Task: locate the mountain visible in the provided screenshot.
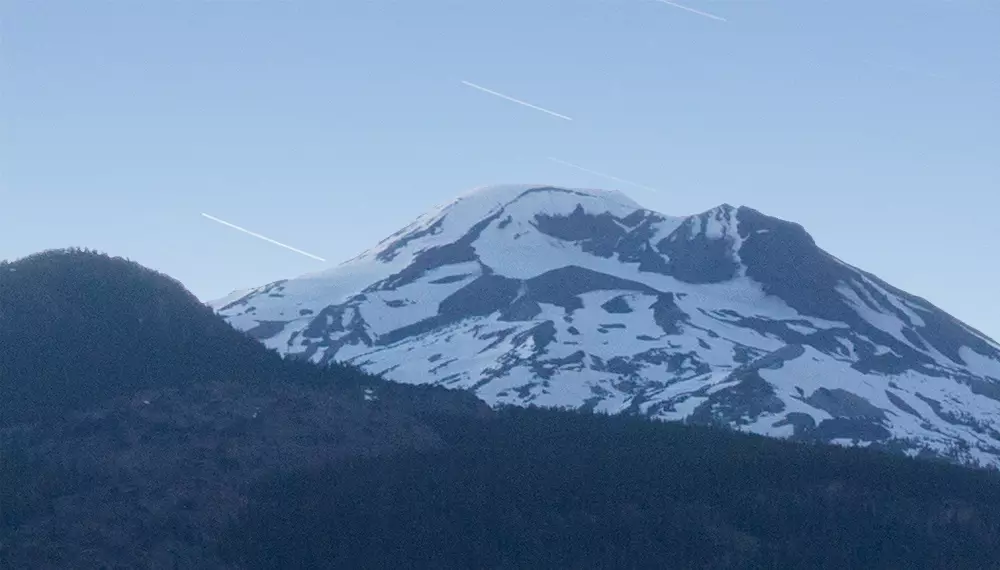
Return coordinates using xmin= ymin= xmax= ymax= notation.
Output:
xmin=214 ymin=184 xmax=1000 ymax=468
xmin=0 ymin=249 xmax=488 ymax=568
xmin=4 ymin=248 xmax=1000 ymax=569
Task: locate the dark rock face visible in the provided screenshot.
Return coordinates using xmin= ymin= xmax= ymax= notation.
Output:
xmin=298 ymin=304 xmax=373 ymax=364
xmin=500 ymin=295 xmax=543 ymax=321
xmin=807 ymin=418 xmax=893 ymax=442
xmin=526 ymin=266 xmax=658 ymax=313
xmin=746 ymin=344 xmax=807 ymax=371
xmin=534 ymin=204 xmax=674 ymax=276
xmin=428 ymin=274 xmax=471 ymax=285
xmin=731 ymin=206 xmax=984 ymax=380
xmin=774 ymin=412 xmax=817 ymax=435
xmin=374 ymin=212 xmax=502 ymax=291
xmin=304 ymin=305 xmax=349 ymax=337
xmin=616 ymin=212 xmax=673 ymax=275
xmin=861 ymin=270 xmax=1000 ymax=368
xmin=651 ymin=294 xmax=686 ymax=335
xmin=439 ymin=274 xmax=521 ymax=318
xmin=885 ymin=390 xmax=921 ymax=417
xmin=852 ymin=351 xmax=912 ymax=375
xmin=376 ymin=217 xmax=446 ymax=262
xmin=245 ymin=320 xmax=290 ymax=340
xmin=531 ymin=350 xmax=587 ymax=379
xmin=658 ymin=208 xmax=740 ymax=284
xmin=737 ymin=206 xmax=852 ymax=323
xmin=601 ymin=296 xmax=633 ymax=314
xmin=534 ymin=205 xmax=625 ymax=258
xmin=805 ymin=388 xmax=887 ymax=420
xmin=512 ymin=321 xmax=558 ymax=352
xmin=688 ymin=371 xmax=786 ymax=428
xmin=662 ymin=231 xmax=738 ymax=283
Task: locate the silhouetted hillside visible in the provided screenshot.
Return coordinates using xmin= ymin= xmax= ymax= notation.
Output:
xmin=0 ymin=248 xmax=370 ymax=426
xmin=3 ymin=248 xmax=1000 ymax=569
xmin=0 ymin=248 xmax=488 ymax=568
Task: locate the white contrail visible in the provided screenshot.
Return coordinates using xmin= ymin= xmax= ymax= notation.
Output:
xmin=655 ymin=0 xmax=727 ymax=22
xmin=201 ymin=213 xmax=326 ymax=261
xmin=461 ymin=80 xmax=574 ymax=121
xmin=547 ymin=157 xmax=660 ymax=193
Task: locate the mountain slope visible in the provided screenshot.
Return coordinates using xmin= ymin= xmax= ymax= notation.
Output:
xmin=5 ymin=248 xmax=1000 ymax=568
xmin=0 ymin=249 xmax=489 ymax=568
xmin=214 ymin=185 xmax=1000 ymax=467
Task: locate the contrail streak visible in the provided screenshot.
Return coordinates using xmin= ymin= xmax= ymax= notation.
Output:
xmin=461 ymin=80 xmax=574 ymax=121
xmin=655 ymin=0 xmax=727 ymax=22
xmin=548 ymin=157 xmax=660 ymax=193
xmin=201 ymin=213 xmax=326 ymax=261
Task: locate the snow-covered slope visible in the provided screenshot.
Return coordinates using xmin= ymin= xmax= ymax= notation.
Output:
xmin=214 ymin=184 xmax=1000 ymax=468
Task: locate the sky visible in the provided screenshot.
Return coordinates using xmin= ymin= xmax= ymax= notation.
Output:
xmin=2 ymin=0 xmax=999 ymax=339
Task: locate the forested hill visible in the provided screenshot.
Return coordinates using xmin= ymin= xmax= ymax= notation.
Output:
xmin=0 ymin=248 xmax=345 ymax=426
xmin=0 ymin=249 xmax=488 ymax=567
xmin=2 ymin=249 xmax=1000 ymax=569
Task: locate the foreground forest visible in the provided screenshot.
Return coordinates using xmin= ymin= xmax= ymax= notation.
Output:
xmin=225 ymin=406 xmax=1000 ymax=570
xmin=2 ymin=250 xmax=1000 ymax=569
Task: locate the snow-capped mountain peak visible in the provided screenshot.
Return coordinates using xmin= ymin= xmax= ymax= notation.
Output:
xmin=214 ymin=184 xmax=1000 ymax=468
xmin=353 ymin=184 xmax=656 ymax=266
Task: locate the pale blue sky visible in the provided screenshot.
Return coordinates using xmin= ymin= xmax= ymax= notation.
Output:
xmin=3 ymin=0 xmax=999 ymax=339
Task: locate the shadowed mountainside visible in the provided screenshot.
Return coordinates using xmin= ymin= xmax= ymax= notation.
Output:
xmin=0 ymin=249 xmax=488 ymax=568
xmin=3 ymin=248 xmax=1000 ymax=569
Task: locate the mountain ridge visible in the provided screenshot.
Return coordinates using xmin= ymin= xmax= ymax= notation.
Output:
xmin=215 ymin=184 xmax=1000 ymax=467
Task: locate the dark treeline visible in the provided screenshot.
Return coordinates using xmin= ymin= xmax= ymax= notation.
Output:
xmin=0 ymin=248 xmax=481 ymax=567
xmin=224 ymin=406 xmax=1000 ymax=570
xmin=0 ymin=249 xmax=375 ymax=427
xmin=5 ymin=248 xmax=1000 ymax=569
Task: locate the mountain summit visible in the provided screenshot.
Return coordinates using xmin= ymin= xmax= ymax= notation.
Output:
xmin=215 ymin=184 xmax=1000 ymax=467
